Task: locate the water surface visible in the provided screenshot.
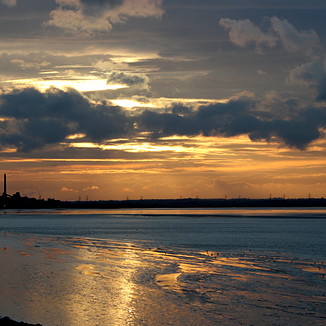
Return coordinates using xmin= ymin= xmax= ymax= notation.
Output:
xmin=1 ymin=207 xmax=325 ymax=259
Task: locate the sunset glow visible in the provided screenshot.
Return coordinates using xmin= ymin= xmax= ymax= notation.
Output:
xmin=7 ymin=78 xmax=127 ymax=92
xmin=0 ymin=0 xmax=325 ymax=200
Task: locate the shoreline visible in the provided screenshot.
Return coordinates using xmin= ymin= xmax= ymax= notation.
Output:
xmin=2 ymin=196 xmax=326 ymax=210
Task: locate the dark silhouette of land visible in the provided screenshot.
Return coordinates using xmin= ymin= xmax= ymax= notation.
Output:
xmin=1 ymin=194 xmax=326 ymax=210
xmin=1 ymin=174 xmax=326 ymax=209
xmin=0 ymin=316 xmax=42 ymax=326
xmin=64 ymin=197 xmax=326 ymax=209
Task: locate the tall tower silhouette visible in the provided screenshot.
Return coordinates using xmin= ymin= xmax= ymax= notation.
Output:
xmin=3 ymin=173 xmax=6 ymax=197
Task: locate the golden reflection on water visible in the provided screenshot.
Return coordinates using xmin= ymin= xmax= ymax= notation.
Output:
xmin=14 ymin=208 xmax=326 ymax=217
xmin=65 ymin=239 xmax=141 ymax=326
xmin=0 ymin=233 xmax=325 ymax=326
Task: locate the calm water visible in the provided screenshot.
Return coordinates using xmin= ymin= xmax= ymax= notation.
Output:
xmin=1 ymin=207 xmax=326 ymax=259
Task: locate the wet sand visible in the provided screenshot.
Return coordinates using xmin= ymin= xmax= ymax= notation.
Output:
xmin=1 ymin=232 xmax=325 ymax=326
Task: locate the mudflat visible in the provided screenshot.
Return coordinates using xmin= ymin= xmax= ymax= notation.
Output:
xmin=0 ymin=232 xmax=325 ymax=326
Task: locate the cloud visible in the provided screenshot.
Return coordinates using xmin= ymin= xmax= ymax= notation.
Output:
xmin=290 ymin=59 xmax=325 ymax=84
xmin=0 ymin=87 xmax=134 ymax=152
xmin=219 ymin=16 xmax=322 ymax=100
xmin=137 ymin=99 xmax=326 ymax=150
xmin=10 ymin=58 xmax=50 ymax=71
xmin=60 ymin=186 xmax=76 ymax=192
xmin=219 ymin=18 xmax=276 ymax=49
xmin=317 ymin=77 xmax=326 ymax=101
xmin=290 ymin=57 xmax=326 ymax=101
xmin=83 ymin=185 xmax=100 ymax=191
xmin=107 ymin=71 xmax=149 ymax=88
xmin=0 ymin=0 xmax=16 ymax=7
xmin=47 ymin=0 xmax=164 ymax=34
xmin=220 ymin=17 xmax=320 ymax=53
xmin=0 ymin=87 xmax=325 ymax=152
xmin=270 ymin=17 xmax=320 ymax=53
xmin=47 ymin=7 xmax=112 ymax=34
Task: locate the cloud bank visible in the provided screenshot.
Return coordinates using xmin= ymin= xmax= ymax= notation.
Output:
xmin=0 ymin=88 xmax=325 ymax=152
xmin=137 ymin=98 xmax=325 ymax=150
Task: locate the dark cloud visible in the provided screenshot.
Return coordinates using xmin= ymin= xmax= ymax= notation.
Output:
xmin=316 ymin=76 xmax=326 ymax=101
xmin=290 ymin=57 xmax=326 ymax=101
xmin=0 ymin=88 xmax=325 ymax=152
xmin=0 ymin=87 xmax=133 ymax=152
xmin=137 ymin=99 xmax=326 ymax=150
xmin=107 ymin=71 xmax=149 ymax=88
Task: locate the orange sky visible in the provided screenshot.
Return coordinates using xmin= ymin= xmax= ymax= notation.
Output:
xmin=1 ymin=135 xmax=325 ymax=200
xmin=0 ymin=1 xmax=325 ymax=200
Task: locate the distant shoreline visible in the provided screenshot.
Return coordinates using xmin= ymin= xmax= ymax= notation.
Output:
xmin=2 ymin=196 xmax=326 ymax=210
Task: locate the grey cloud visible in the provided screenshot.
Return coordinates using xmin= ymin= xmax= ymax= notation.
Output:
xmin=220 ymin=16 xmax=320 ymax=53
xmin=0 ymin=88 xmax=325 ymax=152
xmin=0 ymin=88 xmax=133 ymax=152
xmin=0 ymin=0 xmax=16 ymax=7
xmin=290 ymin=59 xmax=325 ymax=84
xmin=48 ymin=0 xmax=164 ymax=34
xmin=316 ymin=76 xmax=326 ymax=101
xmin=107 ymin=71 xmax=149 ymax=88
xmin=138 ymin=99 xmax=257 ymax=138
xmin=171 ymin=104 xmax=192 ymax=115
xmin=280 ymin=17 xmax=317 ymax=52
xmin=290 ymin=58 xmax=326 ymax=101
xmin=137 ymin=99 xmax=326 ymax=150
xmin=248 ymin=119 xmax=321 ymax=150
xmin=270 ymin=17 xmax=320 ymax=53
xmin=219 ymin=18 xmax=276 ymax=50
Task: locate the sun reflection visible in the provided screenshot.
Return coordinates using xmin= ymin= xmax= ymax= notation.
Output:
xmin=67 ymin=240 xmax=140 ymax=326
xmin=1 ymin=233 xmax=325 ymax=326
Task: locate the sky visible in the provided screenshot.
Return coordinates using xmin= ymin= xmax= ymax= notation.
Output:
xmin=0 ymin=0 xmax=325 ymax=200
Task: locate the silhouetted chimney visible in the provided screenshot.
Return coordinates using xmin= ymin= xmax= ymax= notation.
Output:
xmin=3 ymin=173 xmax=6 ymax=197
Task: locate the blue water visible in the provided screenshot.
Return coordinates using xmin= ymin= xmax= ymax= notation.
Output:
xmin=0 ymin=208 xmax=325 ymax=259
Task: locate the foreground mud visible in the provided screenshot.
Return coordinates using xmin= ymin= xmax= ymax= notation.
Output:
xmin=1 ymin=233 xmax=325 ymax=326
